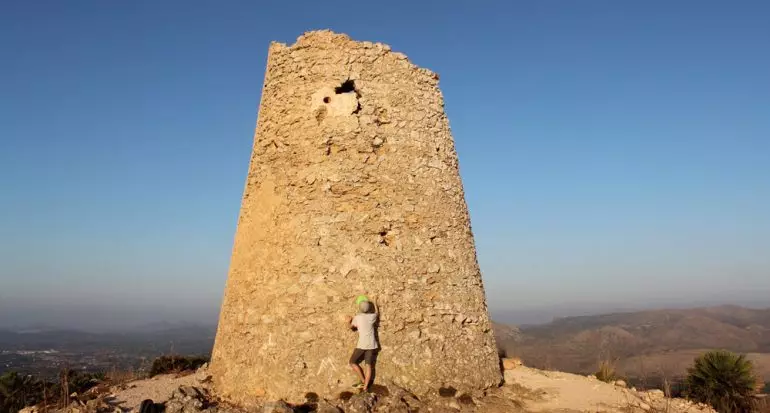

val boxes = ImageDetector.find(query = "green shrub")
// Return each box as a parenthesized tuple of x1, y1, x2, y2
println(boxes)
(0, 372, 44, 413)
(0, 370, 111, 413)
(149, 355, 209, 377)
(684, 350, 759, 413)
(63, 370, 104, 395)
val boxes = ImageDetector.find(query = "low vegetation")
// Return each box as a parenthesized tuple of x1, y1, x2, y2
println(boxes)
(0, 355, 208, 413)
(0, 370, 103, 413)
(684, 350, 760, 413)
(149, 355, 209, 377)
(596, 359, 619, 383)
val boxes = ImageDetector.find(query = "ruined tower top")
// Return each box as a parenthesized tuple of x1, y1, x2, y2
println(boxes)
(210, 30, 501, 404)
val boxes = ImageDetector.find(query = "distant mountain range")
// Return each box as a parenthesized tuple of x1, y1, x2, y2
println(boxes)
(494, 305, 770, 384)
(6, 304, 770, 388)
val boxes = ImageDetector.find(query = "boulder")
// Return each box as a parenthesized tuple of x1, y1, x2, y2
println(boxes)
(345, 393, 377, 413)
(372, 382, 423, 413)
(195, 363, 213, 384)
(165, 386, 208, 413)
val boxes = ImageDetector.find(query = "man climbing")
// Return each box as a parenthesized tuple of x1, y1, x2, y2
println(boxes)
(347, 297, 379, 392)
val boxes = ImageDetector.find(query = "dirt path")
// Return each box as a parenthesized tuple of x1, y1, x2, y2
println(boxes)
(504, 367, 640, 412)
(108, 374, 201, 412)
(502, 366, 715, 413)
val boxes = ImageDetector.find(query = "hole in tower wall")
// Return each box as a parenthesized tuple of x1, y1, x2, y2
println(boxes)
(378, 230, 390, 246)
(323, 96, 331, 103)
(438, 387, 458, 397)
(335, 79, 357, 94)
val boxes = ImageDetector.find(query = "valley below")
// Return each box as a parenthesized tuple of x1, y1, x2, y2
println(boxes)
(495, 305, 770, 392)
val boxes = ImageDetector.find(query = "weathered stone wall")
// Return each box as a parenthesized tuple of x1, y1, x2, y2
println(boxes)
(210, 30, 501, 404)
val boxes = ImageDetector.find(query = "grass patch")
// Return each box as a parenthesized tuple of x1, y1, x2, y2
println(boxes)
(149, 355, 209, 377)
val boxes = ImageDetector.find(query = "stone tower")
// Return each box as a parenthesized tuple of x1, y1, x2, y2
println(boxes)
(210, 31, 501, 404)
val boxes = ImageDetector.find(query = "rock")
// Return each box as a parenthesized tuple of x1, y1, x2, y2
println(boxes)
(372, 381, 422, 413)
(502, 357, 522, 370)
(639, 402, 651, 411)
(345, 393, 377, 413)
(86, 398, 107, 412)
(646, 389, 665, 399)
(195, 363, 212, 383)
(372, 397, 410, 413)
(314, 399, 342, 413)
(19, 407, 40, 413)
(165, 386, 208, 413)
(262, 401, 293, 413)
(503, 369, 520, 384)
(614, 380, 627, 388)
(428, 407, 462, 413)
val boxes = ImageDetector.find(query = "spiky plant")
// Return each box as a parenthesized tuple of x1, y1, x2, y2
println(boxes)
(595, 359, 618, 383)
(684, 350, 759, 413)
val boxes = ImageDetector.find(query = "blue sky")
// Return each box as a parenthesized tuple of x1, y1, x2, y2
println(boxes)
(1, 1, 768, 327)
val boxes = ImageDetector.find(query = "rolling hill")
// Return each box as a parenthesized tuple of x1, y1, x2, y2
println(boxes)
(495, 305, 770, 386)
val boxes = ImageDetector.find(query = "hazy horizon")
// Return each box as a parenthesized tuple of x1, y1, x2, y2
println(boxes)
(1, 1, 769, 329)
(2, 298, 769, 332)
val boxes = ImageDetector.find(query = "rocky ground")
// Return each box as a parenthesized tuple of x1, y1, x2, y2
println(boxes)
(503, 366, 715, 413)
(20, 362, 717, 413)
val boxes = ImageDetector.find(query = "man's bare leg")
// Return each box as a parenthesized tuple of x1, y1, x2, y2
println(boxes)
(363, 363, 373, 391)
(350, 363, 365, 385)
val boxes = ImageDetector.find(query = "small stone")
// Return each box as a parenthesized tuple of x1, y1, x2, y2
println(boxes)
(427, 263, 440, 273)
(639, 402, 651, 411)
(502, 358, 523, 370)
(195, 364, 212, 383)
(262, 400, 293, 413)
(647, 389, 665, 399)
(372, 137, 384, 147)
(314, 399, 342, 413)
(614, 379, 627, 388)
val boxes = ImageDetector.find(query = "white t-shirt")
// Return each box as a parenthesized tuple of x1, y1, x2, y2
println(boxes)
(351, 313, 379, 350)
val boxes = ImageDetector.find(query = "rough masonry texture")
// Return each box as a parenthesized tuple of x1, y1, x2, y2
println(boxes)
(210, 30, 501, 404)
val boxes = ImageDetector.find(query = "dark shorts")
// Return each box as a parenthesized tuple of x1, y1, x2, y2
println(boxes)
(349, 348, 377, 365)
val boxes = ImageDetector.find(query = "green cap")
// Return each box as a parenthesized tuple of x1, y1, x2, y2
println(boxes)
(355, 295, 369, 305)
